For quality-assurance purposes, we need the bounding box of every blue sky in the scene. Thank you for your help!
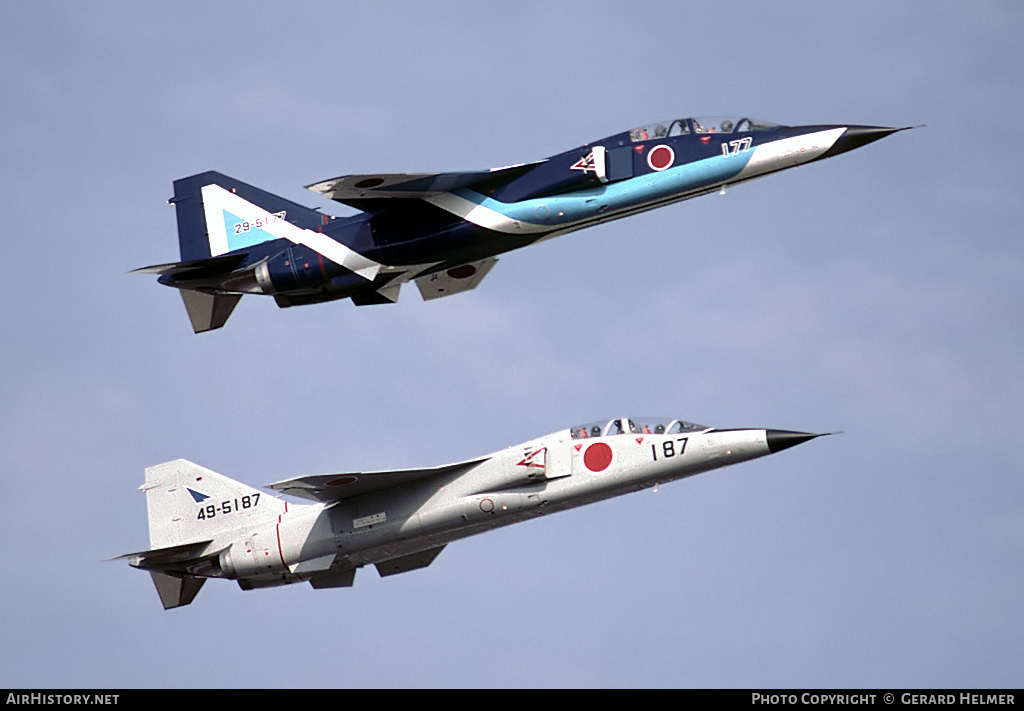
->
[1,1,1021,688]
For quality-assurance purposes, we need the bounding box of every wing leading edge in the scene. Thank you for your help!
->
[305,161,545,209]
[267,456,492,503]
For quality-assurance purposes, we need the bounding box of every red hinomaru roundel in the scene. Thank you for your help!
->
[583,442,614,472]
[646,144,675,172]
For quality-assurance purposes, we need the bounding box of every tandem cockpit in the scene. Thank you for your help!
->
[628,116,785,142]
[571,417,710,439]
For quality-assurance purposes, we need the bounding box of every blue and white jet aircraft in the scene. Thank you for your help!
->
[116,417,825,609]
[138,117,905,332]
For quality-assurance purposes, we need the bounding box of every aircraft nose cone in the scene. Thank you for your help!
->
[766,430,821,454]
[821,125,902,159]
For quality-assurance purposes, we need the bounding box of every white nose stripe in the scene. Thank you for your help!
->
[734,127,846,180]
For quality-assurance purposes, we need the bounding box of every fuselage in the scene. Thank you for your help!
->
[199,419,817,590]
[157,118,901,311]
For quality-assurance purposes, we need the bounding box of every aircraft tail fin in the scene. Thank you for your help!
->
[115,461,288,609]
[170,171,328,262]
[142,459,286,550]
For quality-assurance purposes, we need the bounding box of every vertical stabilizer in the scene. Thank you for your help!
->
[143,459,286,550]
[170,171,326,262]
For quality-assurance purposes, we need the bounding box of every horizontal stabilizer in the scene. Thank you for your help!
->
[268,456,491,503]
[415,257,497,301]
[375,545,446,578]
[180,290,242,333]
[113,539,215,572]
[131,253,248,278]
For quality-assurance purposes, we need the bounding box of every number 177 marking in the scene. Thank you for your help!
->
[722,137,753,157]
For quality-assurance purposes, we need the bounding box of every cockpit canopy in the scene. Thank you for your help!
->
[629,116,784,142]
[571,417,709,439]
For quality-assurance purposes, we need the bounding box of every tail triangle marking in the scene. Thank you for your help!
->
[200,184,381,281]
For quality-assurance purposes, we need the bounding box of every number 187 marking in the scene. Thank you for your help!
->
[651,438,688,461]
[197,493,260,520]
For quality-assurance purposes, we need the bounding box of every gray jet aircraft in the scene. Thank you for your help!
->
[117,417,825,608]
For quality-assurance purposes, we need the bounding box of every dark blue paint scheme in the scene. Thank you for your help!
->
[140,117,904,331]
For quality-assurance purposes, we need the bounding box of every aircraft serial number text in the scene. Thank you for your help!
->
[233,212,286,234]
[197,493,261,520]
[650,438,688,461]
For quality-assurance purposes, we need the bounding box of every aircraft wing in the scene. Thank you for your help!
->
[305,161,544,209]
[415,257,497,301]
[266,456,492,503]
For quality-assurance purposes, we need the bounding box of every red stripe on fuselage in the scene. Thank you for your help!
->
[276,513,286,568]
